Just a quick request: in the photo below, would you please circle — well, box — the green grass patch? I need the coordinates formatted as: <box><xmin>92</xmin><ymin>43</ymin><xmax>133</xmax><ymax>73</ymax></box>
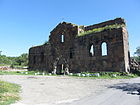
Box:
<box><xmin>68</xmin><ymin>72</ymin><xmax>138</xmax><ymax>79</ymax></box>
<box><xmin>0</xmin><ymin>70</ymin><xmax>37</xmax><ymax>75</ymax></box>
<box><xmin>0</xmin><ymin>70</ymin><xmax>54</xmax><ymax>76</ymax></box>
<box><xmin>0</xmin><ymin>64</ymin><xmax>10</xmax><ymax>66</ymax></box>
<box><xmin>0</xmin><ymin>80</ymin><xmax>20</xmax><ymax>105</ymax></box>
<box><xmin>0</xmin><ymin>70</ymin><xmax>138</xmax><ymax>79</ymax></box>
<box><xmin>77</xmin><ymin>23</ymin><xmax>125</xmax><ymax>37</ymax></box>
<box><xmin>0</xmin><ymin>71</ymin><xmax>22</xmax><ymax>75</ymax></box>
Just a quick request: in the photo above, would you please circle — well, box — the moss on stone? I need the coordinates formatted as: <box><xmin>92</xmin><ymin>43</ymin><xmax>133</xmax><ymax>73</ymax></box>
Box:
<box><xmin>77</xmin><ymin>23</ymin><xmax>125</xmax><ymax>37</ymax></box>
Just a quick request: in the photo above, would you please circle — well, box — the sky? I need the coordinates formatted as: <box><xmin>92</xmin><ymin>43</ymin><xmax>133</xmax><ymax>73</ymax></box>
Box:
<box><xmin>0</xmin><ymin>0</ymin><xmax>140</xmax><ymax>57</ymax></box>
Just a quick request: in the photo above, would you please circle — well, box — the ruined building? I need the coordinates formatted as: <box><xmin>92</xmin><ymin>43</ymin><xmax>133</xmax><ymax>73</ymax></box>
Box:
<box><xmin>29</xmin><ymin>18</ymin><xmax>130</xmax><ymax>74</ymax></box>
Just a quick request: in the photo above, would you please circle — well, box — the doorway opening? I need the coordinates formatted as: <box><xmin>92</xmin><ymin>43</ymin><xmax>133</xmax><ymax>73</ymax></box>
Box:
<box><xmin>56</xmin><ymin>64</ymin><xmax>65</xmax><ymax>75</ymax></box>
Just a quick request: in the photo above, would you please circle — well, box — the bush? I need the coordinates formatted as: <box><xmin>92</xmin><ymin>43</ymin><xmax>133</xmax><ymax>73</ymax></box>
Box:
<box><xmin>131</xmin><ymin>69</ymin><xmax>140</xmax><ymax>76</ymax></box>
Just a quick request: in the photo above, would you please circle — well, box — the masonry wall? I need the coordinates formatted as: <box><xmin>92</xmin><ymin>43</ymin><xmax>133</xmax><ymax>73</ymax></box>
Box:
<box><xmin>85</xmin><ymin>18</ymin><xmax>125</xmax><ymax>31</ymax></box>
<box><xmin>70</xmin><ymin>28</ymin><xmax>128</xmax><ymax>73</ymax></box>
<box><xmin>122</xmin><ymin>27</ymin><xmax>130</xmax><ymax>72</ymax></box>
<box><xmin>29</xmin><ymin>18</ymin><xmax>130</xmax><ymax>73</ymax></box>
<box><xmin>29</xmin><ymin>44</ymin><xmax>53</xmax><ymax>72</ymax></box>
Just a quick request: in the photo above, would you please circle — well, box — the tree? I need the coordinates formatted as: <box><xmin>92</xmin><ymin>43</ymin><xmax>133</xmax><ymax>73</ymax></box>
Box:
<box><xmin>20</xmin><ymin>53</ymin><xmax>28</xmax><ymax>66</ymax></box>
<box><xmin>15</xmin><ymin>53</ymin><xmax>28</xmax><ymax>66</ymax></box>
<box><xmin>134</xmin><ymin>46</ymin><xmax>140</xmax><ymax>62</ymax></box>
<box><xmin>0</xmin><ymin>53</ymin><xmax>28</xmax><ymax>67</ymax></box>
<box><xmin>135</xmin><ymin>46</ymin><xmax>140</xmax><ymax>56</ymax></box>
<box><xmin>0</xmin><ymin>55</ymin><xmax>12</xmax><ymax>65</ymax></box>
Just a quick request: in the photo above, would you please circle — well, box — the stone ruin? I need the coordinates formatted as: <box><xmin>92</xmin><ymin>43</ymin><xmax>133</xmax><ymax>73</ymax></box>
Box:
<box><xmin>130</xmin><ymin>58</ymin><xmax>140</xmax><ymax>71</ymax></box>
<box><xmin>29</xmin><ymin>18</ymin><xmax>131</xmax><ymax>74</ymax></box>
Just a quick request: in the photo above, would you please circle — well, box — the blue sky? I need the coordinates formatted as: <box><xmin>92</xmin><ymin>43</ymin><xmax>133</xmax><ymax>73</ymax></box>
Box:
<box><xmin>0</xmin><ymin>0</ymin><xmax>140</xmax><ymax>56</ymax></box>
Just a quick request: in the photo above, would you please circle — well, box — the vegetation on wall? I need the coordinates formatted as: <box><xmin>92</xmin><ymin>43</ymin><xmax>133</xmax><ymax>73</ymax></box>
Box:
<box><xmin>77</xmin><ymin>23</ymin><xmax>125</xmax><ymax>37</ymax></box>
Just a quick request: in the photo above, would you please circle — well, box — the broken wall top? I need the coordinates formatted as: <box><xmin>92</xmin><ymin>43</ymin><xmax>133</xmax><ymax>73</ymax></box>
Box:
<box><xmin>85</xmin><ymin>18</ymin><xmax>126</xmax><ymax>31</ymax></box>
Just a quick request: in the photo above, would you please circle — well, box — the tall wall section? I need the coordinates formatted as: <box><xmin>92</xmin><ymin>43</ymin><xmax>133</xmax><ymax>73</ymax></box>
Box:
<box><xmin>69</xmin><ymin>18</ymin><xmax>129</xmax><ymax>73</ymax></box>
<box><xmin>29</xmin><ymin>44</ymin><xmax>53</xmax><ymax>72</ymax></box>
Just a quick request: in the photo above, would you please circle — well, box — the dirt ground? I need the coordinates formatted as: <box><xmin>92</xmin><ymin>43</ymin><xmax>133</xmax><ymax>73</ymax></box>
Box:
<box><xmin>0</xmin><ymin>75</ymin><xmax>129</xmax><ymax>105</ymax></box>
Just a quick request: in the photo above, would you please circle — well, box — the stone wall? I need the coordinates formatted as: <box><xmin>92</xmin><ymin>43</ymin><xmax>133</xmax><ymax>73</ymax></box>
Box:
<box><xmin>85</xmin><ymin>18</ymin><xmax>125</xmax><ymax>31</ymax></box>
<box><xmin>29</xmin><ymin>18</ymin><xmax>130</xmax><ymax>73</ymax></box>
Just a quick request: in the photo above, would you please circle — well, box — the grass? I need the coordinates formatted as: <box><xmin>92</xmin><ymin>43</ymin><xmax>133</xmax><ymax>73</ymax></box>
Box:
<box><xmin>0</xmin><ymin>80</ymin><xmax>20</xmax><ymax>105</ymax></box>
<box><xmin>77</xmin><ymin>23</ymin><xmax>125</xmax><ymax>37</ymax></box>
<box><xmin>12</xmin><ymin>65</ymin><xmax>27</xmax><ymax>69</ymax></box>
<box><xmin>0</xmin><ymin>70</ymin><xmax>55</xmax><ymax>76</ymax></box>
<box><xmin>0</xmin><ymin>64</ymin><xmax>10</xmax><ymax>66</ymax></box>
<box><xmin>0</xmin><ymin>70</ymin><xmax>139</xmax><ymax>79</ymax></box>
<box><xmin>0</xmin><ymin>70</ymin><xmax>37</xmax><ymax>75</ymax></box>
<box><xmin>70</xmin><ymin>75</ymin><xmax>137</xmax><ymax>79</ymax></box>
<box><xmin>68</xmin><ymin>72</ymin><xmax>138</xmax><ymax>79</ymax></box>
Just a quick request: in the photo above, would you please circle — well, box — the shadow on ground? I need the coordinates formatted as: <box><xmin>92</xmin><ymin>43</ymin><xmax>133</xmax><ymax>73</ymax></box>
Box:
<box><xmin>108</xmin><ymin>83</ymin><xmax>140</xmax><ymax>95</ymax></box>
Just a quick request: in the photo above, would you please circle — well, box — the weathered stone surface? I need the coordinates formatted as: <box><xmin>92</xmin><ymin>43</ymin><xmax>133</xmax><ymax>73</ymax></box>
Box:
<box><xmin>130</xmin><ymin>58</ymin><xmax>140</xmax><ymax>70</ymax></box>
<box><xmin>29</xmin><ymin>18</ymin><xmax>130</xmax><ymax>74</ymax></box>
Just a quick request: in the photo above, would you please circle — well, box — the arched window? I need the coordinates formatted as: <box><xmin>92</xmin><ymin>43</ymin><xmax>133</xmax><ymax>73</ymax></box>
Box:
<box><xmin>101</xmin><ymin>42</ymin><xmax>107</xmax><ymax>56</ymax></box>
<box><xmin>89</xmin><ymin>44</ymin><xmax>94</xmax><ymax>57</ymax></box>
<box><xmin>61</xmin><ymin>35</ymin><xmax>64</xmax><ymax>43</ymax></box>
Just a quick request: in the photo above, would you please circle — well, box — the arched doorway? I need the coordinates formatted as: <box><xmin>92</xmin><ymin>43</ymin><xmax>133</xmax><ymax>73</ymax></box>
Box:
<box><xmin>53</xmin><ymin>57</ymin><xmax>69</xmax><ymax>75</ymax></box>
<box><xmin>57</xmin><ymin>58</ymin><xmax>66</xmax><ymax>74</ymax></box>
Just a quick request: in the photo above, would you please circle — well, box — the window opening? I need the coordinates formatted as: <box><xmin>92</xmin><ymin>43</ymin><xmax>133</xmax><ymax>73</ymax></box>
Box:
<box><xmin>102</xmin><ymin>42</ymin><xmax>107</xmax><ymax>56</ymax></box>
<box><xmin>61</xmin><ymin>35</ymin><xmax>64</xmax><ymax>43</ymax></box>
<box><xmin>89</xmin><ymin>44</ymin><xmax>94</xmax><ymax>57</ymax></box>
